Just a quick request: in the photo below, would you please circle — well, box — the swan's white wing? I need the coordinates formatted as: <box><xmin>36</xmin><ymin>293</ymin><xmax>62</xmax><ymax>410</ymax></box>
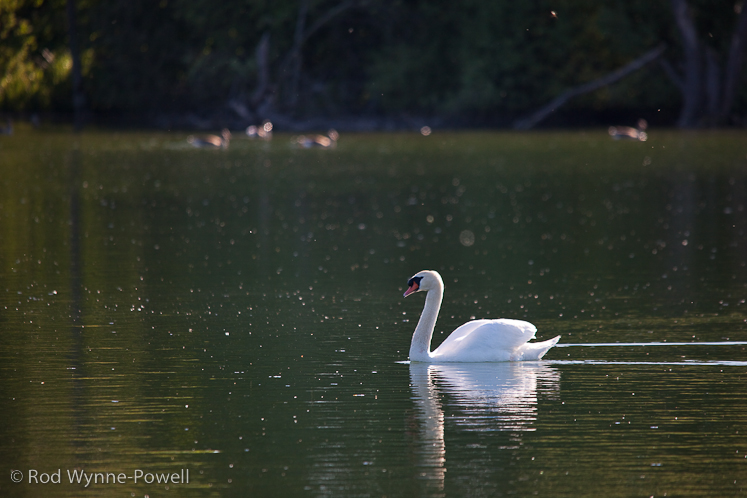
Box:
<box><xmin>431</xmin><ymin>319</ymin><xmax>537</xmax><ymax>362</ymax></box>
<box><xmin>438</xmin><ymin>319</ymin><xmax>495</xmax><ymax>343</ymax></box>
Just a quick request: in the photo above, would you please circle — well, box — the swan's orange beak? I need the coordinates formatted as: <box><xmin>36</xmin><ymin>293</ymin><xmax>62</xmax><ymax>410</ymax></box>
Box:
<box><xmin>403</xmin><ymin>282</ymin><xmax>419</xmax><ymax>297</ymax></box>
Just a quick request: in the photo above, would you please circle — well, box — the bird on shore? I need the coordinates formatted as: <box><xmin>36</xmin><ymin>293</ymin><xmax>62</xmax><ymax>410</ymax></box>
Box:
<box><xmin>292</xmin><ymin>129</ymin><xmax>339</xmax><ymax>148</ymax></box>
<box><xmin>403</xmin><ymin>270</ymin><xmax>560</xmax><ymax>362</ymax></box>
<box><xmin>246</xmin><ymin>121</ymin><xmax>273</xmax><ymax>140</ymax></box>
<box><xmin>187</xmin><ymin>128</ymin><xmax>231</xmax><ymax>149</ymax></box>
<box><xmin>608</xmin><ymin>119</ymin><xmax>647</xmax><ymax>141</ymax></box>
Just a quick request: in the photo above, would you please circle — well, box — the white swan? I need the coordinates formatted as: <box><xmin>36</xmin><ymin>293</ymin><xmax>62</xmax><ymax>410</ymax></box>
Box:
<box><xmin>403</xmin><ymin>270</ymin><xmax>560</xmax><ymax>362</ymax></box>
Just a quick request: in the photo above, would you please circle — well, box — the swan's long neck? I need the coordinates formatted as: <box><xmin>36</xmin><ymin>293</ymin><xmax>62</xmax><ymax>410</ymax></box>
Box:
<box><xmin>409</xmin><ymin>284</ymin><xmax>443</xmax><ymax>361</ymax></box>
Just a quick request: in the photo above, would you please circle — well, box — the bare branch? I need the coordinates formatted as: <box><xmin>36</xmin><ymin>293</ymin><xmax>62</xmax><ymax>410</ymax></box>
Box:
<box><xmin>658</xmin><ymin>58</ymin><xmax>685</xmax><ymax>92</ymax></box>
<box><xmin>303</xmin><ymin>0</ymin><xmax>359</xmax><ymax>43</ymax></box>
<box><xmin>513</xmin><ymin>44</ymin><xmax>667</xmax><ymax>130</ymax></box>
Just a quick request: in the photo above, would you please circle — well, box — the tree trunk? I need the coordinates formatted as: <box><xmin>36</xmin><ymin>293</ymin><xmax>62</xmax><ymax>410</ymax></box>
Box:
<box><xmin>718</xmin><ymin>3</ymin><xmax>747</xmax><ymax>123</ymax></box>
<box><xmin>666</xmin><ymin>0</ymin><xmax>747</xmax><ymax>127</ymax></box>
<box><xmin>250</xmin><ymin>32</ymin><xmax>272</xmax><ymax>109</ymax></box>
<box><xmin>286</xmin><ymin>0</ymin><xmax>309</xmax><ymax>110</ymax></box>
<box><xmin>66</xmin><ymin>0</ymin><xmax>85</xmax><ymax>131</ymax></box>
<box><xmin>703</xmin><ymin>47</ymin><xmax>721</xmax><ymax>124</ymax></box>
<box><xmin>670</xmin><ymin>0</ymin><xmax>702</xmax><ymax>128</ymax></box>
<box><xmin>279</xmin><ymin>0</ymin><xmax>362</xmax><ymax>113</ymax></box>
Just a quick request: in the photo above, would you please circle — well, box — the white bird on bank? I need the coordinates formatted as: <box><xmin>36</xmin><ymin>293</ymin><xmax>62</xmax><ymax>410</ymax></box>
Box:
<box><xmin>608</xmin><ymin>119</ymin><xmax>647</xmax><ymax>141</ymax></box>
<box><xmin>187</xmin><ymin>128</ymin><xmax>231</xmax><ymax>149</ymax></box>
<box><xmin>246</xmin><ymin>121</ymin><xmax>273</xmax><ymax>140</ymax></box>
<box><xmin>403</xmin><ymin>270</ymin><xmax>560</xmax><ymax>362</ymax></box>
<box><xmin>292</xmin><ymin>129</ymin><xmax>338</xmax><ymax>148</ymax></box>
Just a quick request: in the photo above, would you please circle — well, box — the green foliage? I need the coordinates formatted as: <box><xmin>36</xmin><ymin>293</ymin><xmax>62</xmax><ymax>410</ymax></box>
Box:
<box><xmin>0</xmin><ymin>0</ymin><xmax>745</xmax><ymax>124</ymax></box>
<box><xmin>0</xmin><ymin>0</ymin><xmax>74</xmax><ymax>109</ymax></box>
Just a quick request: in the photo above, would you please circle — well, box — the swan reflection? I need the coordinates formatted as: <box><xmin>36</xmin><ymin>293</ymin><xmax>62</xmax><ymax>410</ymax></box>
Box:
<box><xmin>410</xmin><ymin>362</ymin><xmax>559</xmax><ymax>493</ymax></box>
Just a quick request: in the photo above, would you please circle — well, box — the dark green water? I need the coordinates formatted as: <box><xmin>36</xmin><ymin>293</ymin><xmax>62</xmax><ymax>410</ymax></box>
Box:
<box><xmin>1</xmin><ymin>129</ymin><xmax>746</xmax><ymax>497</ymax></box>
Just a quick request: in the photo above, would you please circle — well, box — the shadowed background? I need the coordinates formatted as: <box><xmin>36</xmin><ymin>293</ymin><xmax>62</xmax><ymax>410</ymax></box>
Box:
<box><xmin>2</xmin><ymin>0</ymin><xmax>747</xmax><ymax>130</ymax></box>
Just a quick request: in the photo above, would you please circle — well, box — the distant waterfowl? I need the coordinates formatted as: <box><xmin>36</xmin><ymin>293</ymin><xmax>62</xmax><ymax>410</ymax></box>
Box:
<box><xmin>608</xmin><ymin>119</ymin><xmax>647</xmax><ymax>141</ymax></box>
<box><xmin>0</xmin><ymin>119</ymin><xmax>13</xmax><ymax>136</ymax></box>
<box><xmin>246</xmin><ymin>121</ymin><xmax>273</xmax><ymax>140</ymax></box>
<box><xmin>187</xmin><ymin>128</ymin><xmax>231</xmax><ymax>149</ymax></box>
<box><xmin>403</xmin><ymin>270</ymin><xmax>560</xmax><ymax>362</ymax></box>
<box><xmin>292</xmin><ymin>129</ymin><xmax>339</xmax><ymax>148</ymax></box>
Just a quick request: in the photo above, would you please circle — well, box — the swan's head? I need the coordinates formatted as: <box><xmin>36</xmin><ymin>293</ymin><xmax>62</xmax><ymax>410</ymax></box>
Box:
<box><xmin>403</xmin><ymin>270</ymin><xmax>443</xmax><ymax>297</ymax></box>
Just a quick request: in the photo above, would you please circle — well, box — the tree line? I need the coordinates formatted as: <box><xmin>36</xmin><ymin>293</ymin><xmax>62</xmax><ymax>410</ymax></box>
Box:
<box><xmin>1</xmin><ymin>0</ymin><xmax>746</xmax><ymax>129</ymax></box>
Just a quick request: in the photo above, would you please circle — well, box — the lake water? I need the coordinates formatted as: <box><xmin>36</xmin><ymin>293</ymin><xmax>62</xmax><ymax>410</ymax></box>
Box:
<box><xmin>1</xmin><ymin>129</ymin><xmax>746</xmax><ymax>497</ymax></box>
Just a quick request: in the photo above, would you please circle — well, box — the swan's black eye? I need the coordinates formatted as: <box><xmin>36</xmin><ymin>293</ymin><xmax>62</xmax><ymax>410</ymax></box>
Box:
<box><xmin>407</xmin><ymin>276</ymin><xmax>423</xmax><ymax>288</ymax></box>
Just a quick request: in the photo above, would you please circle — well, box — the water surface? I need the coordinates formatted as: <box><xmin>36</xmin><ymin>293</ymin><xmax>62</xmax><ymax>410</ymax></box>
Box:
<box><xmin>1</xmin><ymin>129</ymin><xmax>746</xmax><ymax>497</ymax></box>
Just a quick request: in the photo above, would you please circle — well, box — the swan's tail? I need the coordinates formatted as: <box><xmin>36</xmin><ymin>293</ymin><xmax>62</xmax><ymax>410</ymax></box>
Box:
<box><xmin>515</xmin><ymin>335</ymin><xmax>560</xmax><ymax>361</ymax></box>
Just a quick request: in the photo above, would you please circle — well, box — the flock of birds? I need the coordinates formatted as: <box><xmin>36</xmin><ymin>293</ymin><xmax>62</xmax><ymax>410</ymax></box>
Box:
<box><xmin>186</xmin><ymin>120</ymin><xmax>339</xmax><ymax>150</ymax></box>
<box><xmin>185</xmin><ymin>118</ymin><xmax>649</xmax><ymax>150</ymax></box>
<box><xmin>0</xmin><ymin>116</ymin><xmax>649</xmax><ymax>148</ymax></box>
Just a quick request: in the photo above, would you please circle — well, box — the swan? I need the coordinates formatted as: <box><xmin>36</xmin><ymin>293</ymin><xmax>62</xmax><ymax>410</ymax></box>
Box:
<box><xmin>187</xmin><ymin>128</ymin><xmax>231</xmax><ymax>149</ymax></box>
<box><xmin>403</xmin><ymin>270</ymin><xmax>560</xmax><ymax>362</ymax></box>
